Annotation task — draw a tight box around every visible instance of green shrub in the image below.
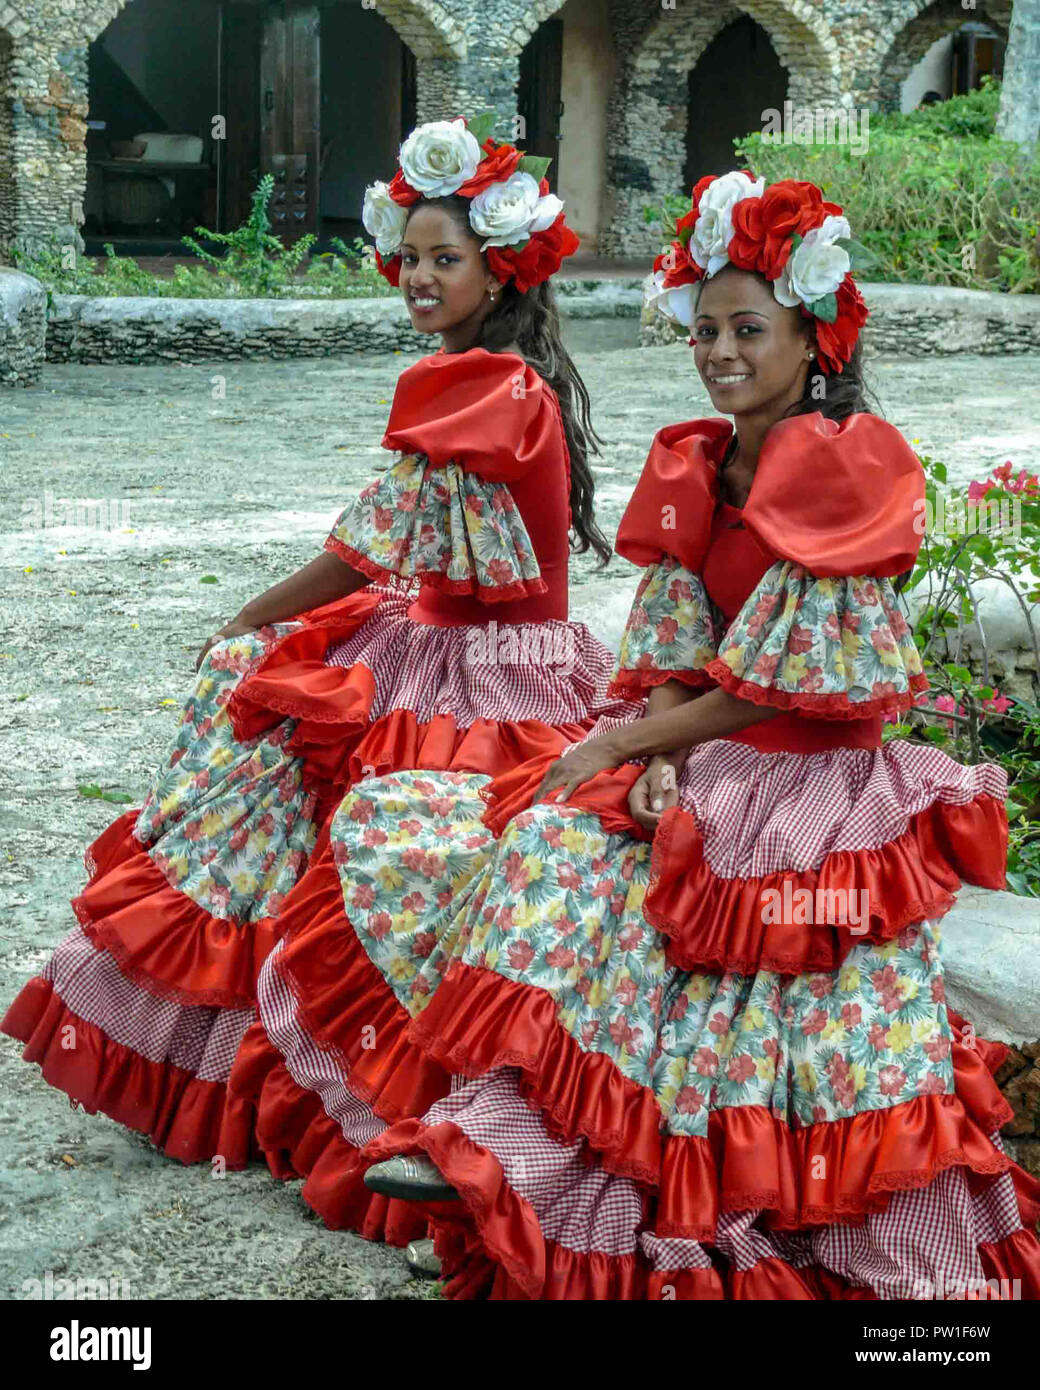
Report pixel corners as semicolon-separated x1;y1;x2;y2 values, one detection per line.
13;174;393;300
645;81;1040;294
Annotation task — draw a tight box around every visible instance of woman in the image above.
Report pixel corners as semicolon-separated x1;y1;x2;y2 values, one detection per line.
284;171;1039;1297
2;113;639;1180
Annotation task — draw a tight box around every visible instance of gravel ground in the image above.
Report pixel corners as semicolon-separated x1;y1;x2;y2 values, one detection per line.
1;327;1038;1300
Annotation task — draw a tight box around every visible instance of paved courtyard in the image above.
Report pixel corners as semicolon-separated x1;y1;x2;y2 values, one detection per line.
1;327;1038;1299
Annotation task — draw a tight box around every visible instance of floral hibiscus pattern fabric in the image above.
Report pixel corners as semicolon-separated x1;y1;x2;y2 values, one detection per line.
710;561;927;716
135;627;319;921
325;452;546;600
611;556;723;695
330;769;954;1139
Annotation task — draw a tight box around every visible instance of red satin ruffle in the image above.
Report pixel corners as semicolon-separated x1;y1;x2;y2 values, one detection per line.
228;1020;426;1247
0;976;255;1167
481;755;1008;976
72;809;282;1011
646;791;1009;975
397;961;1040;1241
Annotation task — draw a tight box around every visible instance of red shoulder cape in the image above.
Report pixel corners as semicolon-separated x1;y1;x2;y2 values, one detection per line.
381;347;564;484
615;413;925;578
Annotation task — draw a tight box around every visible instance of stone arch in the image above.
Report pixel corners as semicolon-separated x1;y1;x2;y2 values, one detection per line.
868;0;1009;111
82;0;465;59
601;0;844;256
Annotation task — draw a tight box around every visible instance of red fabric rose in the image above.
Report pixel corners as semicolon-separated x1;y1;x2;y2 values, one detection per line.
387;168;421;207
807;275;868;375
456;140;523;197
375;248;402;286
486;209;580;293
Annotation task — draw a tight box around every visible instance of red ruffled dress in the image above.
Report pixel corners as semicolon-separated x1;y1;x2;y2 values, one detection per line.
1;346;639;1174
295;411;1039;1298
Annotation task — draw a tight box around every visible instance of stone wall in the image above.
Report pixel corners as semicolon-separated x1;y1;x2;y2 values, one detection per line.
0;0;1003;264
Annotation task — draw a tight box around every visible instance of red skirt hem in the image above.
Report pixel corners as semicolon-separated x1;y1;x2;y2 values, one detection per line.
0;976;255;1167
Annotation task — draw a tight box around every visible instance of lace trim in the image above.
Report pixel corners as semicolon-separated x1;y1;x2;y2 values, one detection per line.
705;657;931;722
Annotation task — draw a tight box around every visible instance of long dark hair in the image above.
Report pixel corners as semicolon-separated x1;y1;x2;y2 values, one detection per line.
406;195;612;565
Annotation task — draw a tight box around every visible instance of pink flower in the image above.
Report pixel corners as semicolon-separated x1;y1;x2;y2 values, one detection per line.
694;1046;719;1076
675;1086;704;1115
916;1072;948;1098
878;1064;906;1097
727;1053;756;1084
544;944;575;969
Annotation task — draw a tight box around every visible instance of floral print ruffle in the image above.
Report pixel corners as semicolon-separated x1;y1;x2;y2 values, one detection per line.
324;452;547;601
610;556;723;696
326;768;956;1140
135;628;320;921
710;561;928;720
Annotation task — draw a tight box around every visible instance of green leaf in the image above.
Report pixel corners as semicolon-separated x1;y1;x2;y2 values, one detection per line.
200;575;220;584
924;725;949;743
932;461;947;484
465;110;497;146
805;292;838;323
835;236;878;270
944;663;972;683
516;154;552;183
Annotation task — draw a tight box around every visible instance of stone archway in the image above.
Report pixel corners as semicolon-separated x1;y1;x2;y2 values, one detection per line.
864;0;1009;111
600;0;843;256
0;0;470;258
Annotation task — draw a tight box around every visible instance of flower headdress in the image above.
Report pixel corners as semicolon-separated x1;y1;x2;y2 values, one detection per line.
361;111;579;294
645;170;874;374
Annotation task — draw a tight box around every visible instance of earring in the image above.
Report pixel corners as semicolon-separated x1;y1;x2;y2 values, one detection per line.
489;291;497;302
806;350;814;360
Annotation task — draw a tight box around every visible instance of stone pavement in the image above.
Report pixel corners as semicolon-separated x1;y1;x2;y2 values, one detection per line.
1;331;1038;1299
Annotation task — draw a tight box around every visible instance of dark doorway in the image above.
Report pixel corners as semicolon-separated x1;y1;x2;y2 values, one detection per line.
518;18;564;190
684;17;786;190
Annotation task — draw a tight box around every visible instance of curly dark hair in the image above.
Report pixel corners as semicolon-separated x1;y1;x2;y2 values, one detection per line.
406;195;612;565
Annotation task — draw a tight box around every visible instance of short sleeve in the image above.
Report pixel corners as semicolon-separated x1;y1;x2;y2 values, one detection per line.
608;556;723;699
324;453;546;602
706;562;928;721
379;347;564;484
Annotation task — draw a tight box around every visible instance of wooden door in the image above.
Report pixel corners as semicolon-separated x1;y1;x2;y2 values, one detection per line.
517;18;563;191
260;2;320;240
219;2;262;231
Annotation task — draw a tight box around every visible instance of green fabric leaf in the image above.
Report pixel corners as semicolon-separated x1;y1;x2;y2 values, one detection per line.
517;154;552;182
466;111;497;145
805;291;838;322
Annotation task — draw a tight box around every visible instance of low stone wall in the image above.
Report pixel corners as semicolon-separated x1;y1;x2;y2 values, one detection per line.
0;268;47;384
31;277;1040;366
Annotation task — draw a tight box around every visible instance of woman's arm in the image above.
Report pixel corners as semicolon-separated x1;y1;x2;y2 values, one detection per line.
608;684;783;762
237;551;368;627
537;683;782;803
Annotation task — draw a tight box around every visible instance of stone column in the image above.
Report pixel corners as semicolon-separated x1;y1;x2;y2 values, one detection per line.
0;24;88;262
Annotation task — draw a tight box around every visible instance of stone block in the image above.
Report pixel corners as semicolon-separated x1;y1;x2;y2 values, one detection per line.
0;268;47;386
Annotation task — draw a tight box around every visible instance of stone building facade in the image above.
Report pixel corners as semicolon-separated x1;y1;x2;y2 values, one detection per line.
0;0;1016;263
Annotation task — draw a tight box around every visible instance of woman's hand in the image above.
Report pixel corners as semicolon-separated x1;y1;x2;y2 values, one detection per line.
194;617;256;674
627;753;686;833
535;734;624;806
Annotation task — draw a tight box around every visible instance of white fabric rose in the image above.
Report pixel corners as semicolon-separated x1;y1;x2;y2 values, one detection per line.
688;171;766;277
644;268;697;330
398;118;482;196
468;172;563;249
361;181;410;256
774;214;852;307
